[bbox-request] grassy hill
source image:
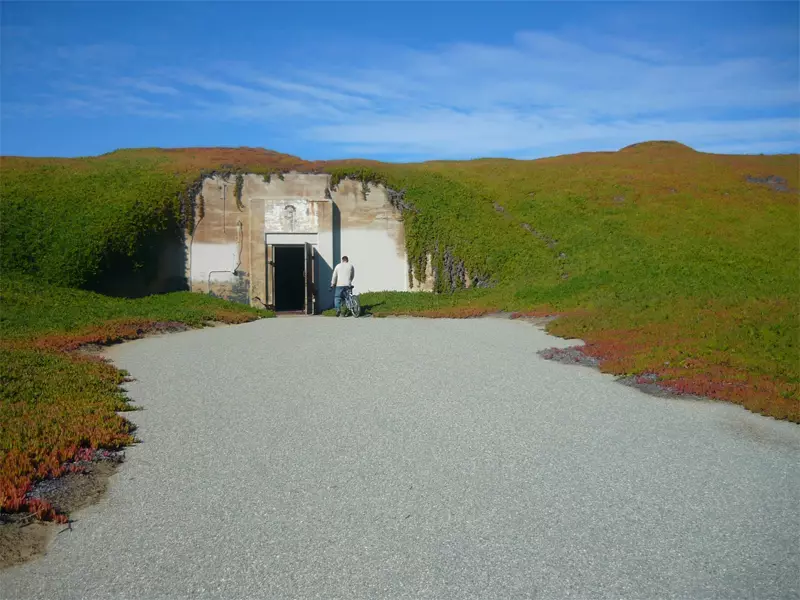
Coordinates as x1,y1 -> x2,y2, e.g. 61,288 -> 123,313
1,142 -> 798,517
417,143 -> 798,417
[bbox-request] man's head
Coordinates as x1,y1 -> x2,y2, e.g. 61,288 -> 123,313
342,256 -> 349,263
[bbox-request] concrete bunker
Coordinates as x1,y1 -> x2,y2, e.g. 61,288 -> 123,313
186,172 -> 433,313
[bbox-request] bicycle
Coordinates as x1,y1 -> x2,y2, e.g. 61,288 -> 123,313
340,285 -> 360,317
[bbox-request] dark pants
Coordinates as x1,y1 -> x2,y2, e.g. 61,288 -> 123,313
334,286 -> 347,313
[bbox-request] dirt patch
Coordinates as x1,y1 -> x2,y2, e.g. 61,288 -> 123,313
74,342 -> 112,356
76,322 -> 194,358
745,174 -> 790,192
615,372 -> 686,399
0,517 -> 56,570
505,312 -> 559,327
124,320 -> 191,337
0,450 -> 123,570
538,346 -> 703,401
27,458 -> 120,515
538,346 -> 600,368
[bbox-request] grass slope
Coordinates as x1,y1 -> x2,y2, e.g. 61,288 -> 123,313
415,143 -> 799,418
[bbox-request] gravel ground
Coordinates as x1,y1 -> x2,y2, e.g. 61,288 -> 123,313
2,317 -> 799,600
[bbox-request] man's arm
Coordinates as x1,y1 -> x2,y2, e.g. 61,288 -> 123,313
350,265 -> 355,283
331,265 -> 338,287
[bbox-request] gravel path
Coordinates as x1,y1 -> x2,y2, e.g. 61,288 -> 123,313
2,317 -> 799,600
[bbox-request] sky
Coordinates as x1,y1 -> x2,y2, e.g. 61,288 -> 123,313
1,1 -> 798,161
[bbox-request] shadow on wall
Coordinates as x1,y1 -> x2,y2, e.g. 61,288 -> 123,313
316,252 -> 335,311
333,201 -> 341,266
312,200 -> 341,311
87,224 -> 188,298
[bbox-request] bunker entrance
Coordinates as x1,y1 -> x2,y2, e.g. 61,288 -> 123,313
268,242 -> 316,314
274,246 -> 305,311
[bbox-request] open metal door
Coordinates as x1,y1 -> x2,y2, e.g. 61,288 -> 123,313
266,244 -> 275,309
304,242 -> 316,315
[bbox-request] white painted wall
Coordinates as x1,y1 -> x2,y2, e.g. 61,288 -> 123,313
190,242 -> 239,285
338,228 -> 409,293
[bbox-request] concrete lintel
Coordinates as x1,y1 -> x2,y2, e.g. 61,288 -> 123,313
266,233 -> 319,246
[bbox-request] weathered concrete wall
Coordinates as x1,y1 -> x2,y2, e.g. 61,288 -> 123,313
186,171 -> 427,310
186,175 -> 253,305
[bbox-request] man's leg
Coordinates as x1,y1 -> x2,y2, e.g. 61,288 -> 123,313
334,286 -> 343,315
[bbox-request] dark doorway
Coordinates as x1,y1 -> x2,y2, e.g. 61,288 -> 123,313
274,245 -> 305,311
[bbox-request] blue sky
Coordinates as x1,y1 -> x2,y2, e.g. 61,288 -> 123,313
1,1 -> 798,161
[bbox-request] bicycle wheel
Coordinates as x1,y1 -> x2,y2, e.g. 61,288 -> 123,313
346,292 -> 360,317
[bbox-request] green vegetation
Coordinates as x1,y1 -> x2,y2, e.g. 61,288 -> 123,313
1,275 -> 268,340
1,142 -> 798,519
350,289 -> 497,317
1,156 -> 183,289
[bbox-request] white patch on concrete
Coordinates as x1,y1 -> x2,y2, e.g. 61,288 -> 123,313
340,228 -> 409,293
191,242 -> 239,283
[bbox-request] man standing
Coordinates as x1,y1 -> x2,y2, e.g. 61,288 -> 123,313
330,255 -> 355,316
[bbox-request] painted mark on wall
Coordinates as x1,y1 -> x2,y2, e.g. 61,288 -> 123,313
265,198 -> 320,233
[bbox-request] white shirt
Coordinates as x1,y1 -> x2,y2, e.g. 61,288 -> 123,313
331,262 -> 355,287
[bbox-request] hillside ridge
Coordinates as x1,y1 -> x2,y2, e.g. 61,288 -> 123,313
4,139 -> 796,164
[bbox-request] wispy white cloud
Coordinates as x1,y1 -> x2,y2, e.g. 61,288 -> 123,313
54,83 -> 181,118
308,112 -> 800,158
116,77 -> 180,96
4,23 -> 798,158
211,61 -> 374,108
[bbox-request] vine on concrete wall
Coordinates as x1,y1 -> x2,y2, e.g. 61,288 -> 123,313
387,188 -> 417,214
260,172 -> 284,182
187,191 -> 205,236
233,173 -> 245,211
